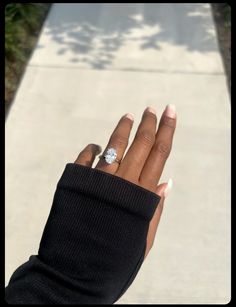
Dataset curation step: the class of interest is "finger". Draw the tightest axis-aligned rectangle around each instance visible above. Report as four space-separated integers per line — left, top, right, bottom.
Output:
144 179 172 258
95 113 134 174
74 144 102 167
140 105 176 190
117 107 157 183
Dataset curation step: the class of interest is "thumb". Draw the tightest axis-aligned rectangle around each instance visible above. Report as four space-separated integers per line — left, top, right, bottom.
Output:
75 144 102 167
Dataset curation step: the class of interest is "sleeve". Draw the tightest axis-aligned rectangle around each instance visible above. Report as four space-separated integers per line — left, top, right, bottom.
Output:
5 163 160 304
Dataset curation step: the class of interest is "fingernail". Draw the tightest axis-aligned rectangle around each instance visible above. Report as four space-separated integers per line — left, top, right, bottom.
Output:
125 113 134 121
164 178 173 198
145 106 156 115
165 104 176 119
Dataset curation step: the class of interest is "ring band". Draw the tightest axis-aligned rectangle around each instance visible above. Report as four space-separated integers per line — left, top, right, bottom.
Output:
99 148 121 165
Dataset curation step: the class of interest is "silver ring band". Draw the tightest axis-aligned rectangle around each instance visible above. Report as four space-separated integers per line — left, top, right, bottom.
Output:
99 156 121 165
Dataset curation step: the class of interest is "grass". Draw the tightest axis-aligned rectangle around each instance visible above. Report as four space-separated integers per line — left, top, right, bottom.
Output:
5 3 231 115
224 4 231 28
5 3 51 116
211 3 231 91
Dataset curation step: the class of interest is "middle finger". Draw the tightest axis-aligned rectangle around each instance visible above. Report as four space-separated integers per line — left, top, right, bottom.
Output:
117 107 157 182
95 113 134 174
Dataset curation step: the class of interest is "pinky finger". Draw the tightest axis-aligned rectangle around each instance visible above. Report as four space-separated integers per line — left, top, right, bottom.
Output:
144 183 166 258
144 179 172 258
74 144 102 167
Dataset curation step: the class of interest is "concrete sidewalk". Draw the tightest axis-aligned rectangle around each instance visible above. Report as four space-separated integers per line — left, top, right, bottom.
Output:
6 3 230 304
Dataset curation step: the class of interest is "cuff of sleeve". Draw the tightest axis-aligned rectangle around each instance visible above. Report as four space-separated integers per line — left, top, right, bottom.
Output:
57 163 160 221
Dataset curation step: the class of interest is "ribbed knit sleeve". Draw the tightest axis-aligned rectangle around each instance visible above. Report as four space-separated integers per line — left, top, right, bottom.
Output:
5 163 160 304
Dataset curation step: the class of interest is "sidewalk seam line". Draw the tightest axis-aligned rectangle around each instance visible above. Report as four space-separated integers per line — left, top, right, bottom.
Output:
28 64 225 76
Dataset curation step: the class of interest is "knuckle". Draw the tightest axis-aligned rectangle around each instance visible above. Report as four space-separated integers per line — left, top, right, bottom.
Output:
136 130 155 147
110 134 128 147
154 141 171 159
162 116 176 128
143 111 157 121
78 151 90 160
84 144 94 152
83 146 93 154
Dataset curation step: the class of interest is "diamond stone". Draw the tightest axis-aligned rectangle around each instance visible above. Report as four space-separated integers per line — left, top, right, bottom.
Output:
105 148 117 164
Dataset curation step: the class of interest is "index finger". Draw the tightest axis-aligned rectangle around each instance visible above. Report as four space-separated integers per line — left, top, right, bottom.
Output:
139 105 176 191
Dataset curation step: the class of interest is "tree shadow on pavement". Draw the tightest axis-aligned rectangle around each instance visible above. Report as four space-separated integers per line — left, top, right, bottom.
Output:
42 3 217 69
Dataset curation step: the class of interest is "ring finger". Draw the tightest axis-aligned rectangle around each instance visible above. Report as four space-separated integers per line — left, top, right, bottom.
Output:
95 113 134 174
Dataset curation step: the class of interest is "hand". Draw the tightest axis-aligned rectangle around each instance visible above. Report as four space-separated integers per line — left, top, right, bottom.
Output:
74 105 176 258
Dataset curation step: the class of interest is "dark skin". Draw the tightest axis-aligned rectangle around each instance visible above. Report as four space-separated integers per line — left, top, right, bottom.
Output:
75 105 176 258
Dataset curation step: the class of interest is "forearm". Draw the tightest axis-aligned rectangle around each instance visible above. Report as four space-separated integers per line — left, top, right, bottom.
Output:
5 163 160 304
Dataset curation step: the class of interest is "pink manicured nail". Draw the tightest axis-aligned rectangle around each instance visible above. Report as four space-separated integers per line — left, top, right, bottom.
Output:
165 104 176 119
146 106 156 115
164 178 173 198
125 113 134 121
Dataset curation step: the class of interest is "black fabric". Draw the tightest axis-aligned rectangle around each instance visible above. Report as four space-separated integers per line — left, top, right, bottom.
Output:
5 163 160 304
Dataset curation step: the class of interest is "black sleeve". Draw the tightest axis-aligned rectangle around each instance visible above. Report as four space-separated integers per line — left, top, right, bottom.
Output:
5 163 160 304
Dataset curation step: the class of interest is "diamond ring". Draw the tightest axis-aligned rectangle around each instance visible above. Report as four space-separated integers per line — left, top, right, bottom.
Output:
99 148 121 165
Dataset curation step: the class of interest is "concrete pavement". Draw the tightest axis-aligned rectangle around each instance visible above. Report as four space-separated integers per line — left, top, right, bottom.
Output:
5 3 230 304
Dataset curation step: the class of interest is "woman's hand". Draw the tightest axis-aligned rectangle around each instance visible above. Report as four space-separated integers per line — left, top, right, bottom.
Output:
5 105 177 305
74 105 176 258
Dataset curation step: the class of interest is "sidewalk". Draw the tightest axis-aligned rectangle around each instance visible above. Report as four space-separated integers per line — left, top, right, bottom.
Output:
5 4 230 304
